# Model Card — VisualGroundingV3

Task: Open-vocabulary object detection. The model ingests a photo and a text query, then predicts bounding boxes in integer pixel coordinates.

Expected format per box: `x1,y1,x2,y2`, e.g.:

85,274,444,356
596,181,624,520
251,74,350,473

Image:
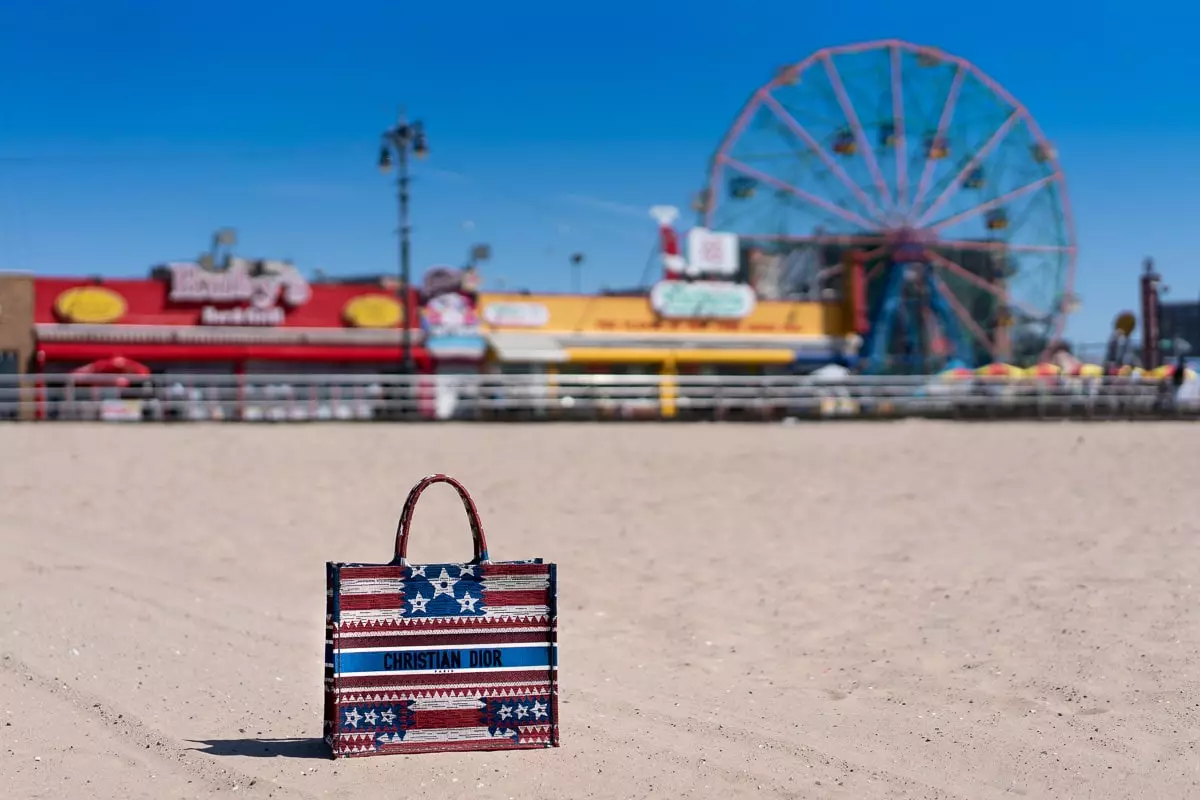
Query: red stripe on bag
481,590,548,606
339,593,405,611
410,709,487,729
339,566,407,580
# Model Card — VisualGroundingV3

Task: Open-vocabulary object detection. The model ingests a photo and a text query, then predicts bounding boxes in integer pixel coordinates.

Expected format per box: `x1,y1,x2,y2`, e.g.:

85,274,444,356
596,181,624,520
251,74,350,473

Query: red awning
72,356,152,376
39,341,433,368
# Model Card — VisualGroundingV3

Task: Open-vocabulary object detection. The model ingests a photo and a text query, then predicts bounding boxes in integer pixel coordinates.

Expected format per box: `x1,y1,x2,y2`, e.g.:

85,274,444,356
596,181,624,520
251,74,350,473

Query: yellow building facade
477,290,858,416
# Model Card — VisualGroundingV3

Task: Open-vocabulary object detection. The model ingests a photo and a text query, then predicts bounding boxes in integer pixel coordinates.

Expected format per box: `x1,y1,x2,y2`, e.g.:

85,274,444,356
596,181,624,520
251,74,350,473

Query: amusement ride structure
696,39,1077,373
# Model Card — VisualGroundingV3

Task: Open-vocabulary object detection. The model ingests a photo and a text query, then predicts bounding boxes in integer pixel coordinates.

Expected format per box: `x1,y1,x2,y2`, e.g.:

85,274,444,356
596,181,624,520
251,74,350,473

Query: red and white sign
650,206,739,278
167,258,311,326
686,228,739,277
423,292,481,336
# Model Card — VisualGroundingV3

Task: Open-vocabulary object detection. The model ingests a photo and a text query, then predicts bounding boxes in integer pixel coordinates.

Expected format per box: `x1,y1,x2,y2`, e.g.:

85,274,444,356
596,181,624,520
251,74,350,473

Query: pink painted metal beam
737,233,886,246
720,155,882,231
760,92,886,223
937,239,1074,254
928,174,1058,233
914,111,1021,227
890,45,909,214
909,66,965,217
926,251,1044,320
822,53,894,214
930,271,997,357
704,53,821,229
814,245,887,281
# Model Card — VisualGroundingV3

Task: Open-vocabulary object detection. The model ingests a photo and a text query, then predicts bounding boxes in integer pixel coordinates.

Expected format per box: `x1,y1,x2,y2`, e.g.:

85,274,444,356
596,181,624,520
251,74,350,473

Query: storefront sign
422,266,465,298
649,280,756,320
423,292,481,337
54,286,128,324
686,228,739,276
482,301,550,328
166,258,311,326
343,294,403,328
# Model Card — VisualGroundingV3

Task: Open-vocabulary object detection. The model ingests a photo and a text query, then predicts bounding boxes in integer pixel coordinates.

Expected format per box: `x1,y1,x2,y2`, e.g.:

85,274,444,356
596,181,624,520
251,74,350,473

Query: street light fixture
378,109,429,376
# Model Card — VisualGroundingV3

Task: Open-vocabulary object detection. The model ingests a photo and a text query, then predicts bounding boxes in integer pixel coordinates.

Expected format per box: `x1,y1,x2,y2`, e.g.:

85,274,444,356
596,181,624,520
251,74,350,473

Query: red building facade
32,259,432,375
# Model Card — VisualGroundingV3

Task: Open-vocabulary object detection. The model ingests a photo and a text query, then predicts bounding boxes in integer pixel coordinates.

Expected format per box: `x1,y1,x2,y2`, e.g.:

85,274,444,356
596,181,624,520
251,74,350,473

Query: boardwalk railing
1,371,1197,422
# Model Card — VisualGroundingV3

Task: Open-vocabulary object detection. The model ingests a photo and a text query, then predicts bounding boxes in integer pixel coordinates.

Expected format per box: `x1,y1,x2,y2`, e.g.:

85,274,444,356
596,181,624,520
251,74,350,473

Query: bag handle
393,474,490,566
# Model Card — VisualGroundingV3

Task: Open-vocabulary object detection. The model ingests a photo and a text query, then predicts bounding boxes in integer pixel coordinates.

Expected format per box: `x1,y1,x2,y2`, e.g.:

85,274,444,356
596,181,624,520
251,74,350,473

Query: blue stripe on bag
337,644,556,675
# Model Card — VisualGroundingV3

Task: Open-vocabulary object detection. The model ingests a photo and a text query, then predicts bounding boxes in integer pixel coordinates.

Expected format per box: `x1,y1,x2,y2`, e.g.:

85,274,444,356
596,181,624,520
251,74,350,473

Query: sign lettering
380,649,503,671
482,302,550,328
649,280,757,320
164,257,311,326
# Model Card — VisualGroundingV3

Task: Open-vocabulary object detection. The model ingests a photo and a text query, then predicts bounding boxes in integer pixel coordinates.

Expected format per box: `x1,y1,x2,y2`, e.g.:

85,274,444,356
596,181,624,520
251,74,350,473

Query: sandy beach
1,422,1198,799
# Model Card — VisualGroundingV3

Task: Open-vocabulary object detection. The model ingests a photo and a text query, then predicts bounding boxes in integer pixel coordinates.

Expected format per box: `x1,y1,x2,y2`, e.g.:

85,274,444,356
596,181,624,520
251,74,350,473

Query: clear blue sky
0,0,1196,342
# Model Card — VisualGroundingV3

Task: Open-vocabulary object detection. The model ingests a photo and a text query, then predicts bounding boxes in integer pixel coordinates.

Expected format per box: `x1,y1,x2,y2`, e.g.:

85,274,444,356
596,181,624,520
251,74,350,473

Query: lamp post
378,109,429,375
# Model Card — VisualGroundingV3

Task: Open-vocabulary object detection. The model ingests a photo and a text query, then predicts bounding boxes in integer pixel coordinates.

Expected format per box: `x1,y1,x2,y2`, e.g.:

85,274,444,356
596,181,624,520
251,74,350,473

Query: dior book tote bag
324,474,559,758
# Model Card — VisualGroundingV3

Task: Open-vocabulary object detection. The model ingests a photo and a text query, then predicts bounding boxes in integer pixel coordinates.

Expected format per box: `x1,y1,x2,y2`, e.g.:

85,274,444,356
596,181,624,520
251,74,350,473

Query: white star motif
430,568,459,598
531,700,548,719
498,704,513,720
407,592,429,613
458,564,475,577
344,708,362,728
457,592,479,612
380,709,396,724
409,565,426,577
364,709,378,725
515,703,529,719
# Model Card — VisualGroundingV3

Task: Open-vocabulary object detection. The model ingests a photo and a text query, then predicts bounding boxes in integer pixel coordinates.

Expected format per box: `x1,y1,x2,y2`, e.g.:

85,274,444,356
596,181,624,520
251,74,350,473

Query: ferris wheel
700,39,1077,372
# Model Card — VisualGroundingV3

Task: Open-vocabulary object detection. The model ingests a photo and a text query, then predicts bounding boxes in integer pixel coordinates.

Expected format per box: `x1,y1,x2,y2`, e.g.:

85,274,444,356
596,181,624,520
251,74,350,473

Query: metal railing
0,371,1197,422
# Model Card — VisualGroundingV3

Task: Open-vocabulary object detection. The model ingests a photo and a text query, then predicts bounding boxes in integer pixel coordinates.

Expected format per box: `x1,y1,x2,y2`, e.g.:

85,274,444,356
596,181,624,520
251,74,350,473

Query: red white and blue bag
323,474,559,758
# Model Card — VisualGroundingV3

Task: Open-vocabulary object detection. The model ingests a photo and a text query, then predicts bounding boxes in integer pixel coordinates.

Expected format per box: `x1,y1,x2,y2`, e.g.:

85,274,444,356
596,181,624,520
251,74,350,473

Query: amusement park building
0,261,859,418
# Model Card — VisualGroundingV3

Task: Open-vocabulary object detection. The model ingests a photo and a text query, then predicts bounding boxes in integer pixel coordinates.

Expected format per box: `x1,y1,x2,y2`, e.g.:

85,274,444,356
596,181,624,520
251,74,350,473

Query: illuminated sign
166,258,311,326
423,292,481,336
649,281,756,320
53,286,128,324
482,302,550,328
686,228,739,276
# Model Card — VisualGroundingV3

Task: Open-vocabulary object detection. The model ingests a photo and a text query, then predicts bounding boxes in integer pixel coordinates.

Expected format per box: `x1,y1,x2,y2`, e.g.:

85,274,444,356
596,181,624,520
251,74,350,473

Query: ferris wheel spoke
927,251,1044,321
759,92,888,224
910,66,965,215
913,111,1021,226
890,45,909,214
936,239,1073,254
736,233,884,246
821,54,894,212
926,173,1058,233
814,245,888,281
719,156,883,231
926,250,1003,296
929,271,998,358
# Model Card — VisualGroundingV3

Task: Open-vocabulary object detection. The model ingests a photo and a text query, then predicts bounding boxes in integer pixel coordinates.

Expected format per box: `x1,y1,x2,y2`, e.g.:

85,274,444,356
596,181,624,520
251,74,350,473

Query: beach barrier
0,371,1197,422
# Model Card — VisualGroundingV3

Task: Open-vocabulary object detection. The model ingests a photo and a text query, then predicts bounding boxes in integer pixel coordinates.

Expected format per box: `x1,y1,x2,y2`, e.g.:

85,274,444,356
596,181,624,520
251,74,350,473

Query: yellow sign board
54,286,127,324
478,292,846,336
343,294,403,328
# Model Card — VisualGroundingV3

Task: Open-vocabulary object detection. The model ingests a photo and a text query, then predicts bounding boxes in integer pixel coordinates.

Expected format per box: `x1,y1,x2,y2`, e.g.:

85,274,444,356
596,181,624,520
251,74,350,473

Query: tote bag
324,474,559,757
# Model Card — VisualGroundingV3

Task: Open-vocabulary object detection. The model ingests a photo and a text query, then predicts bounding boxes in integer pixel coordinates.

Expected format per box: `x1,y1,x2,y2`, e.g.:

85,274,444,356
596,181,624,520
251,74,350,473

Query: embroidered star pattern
401,563,486,617
430,568,459,598
484,695,552,737
344,708,362,728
